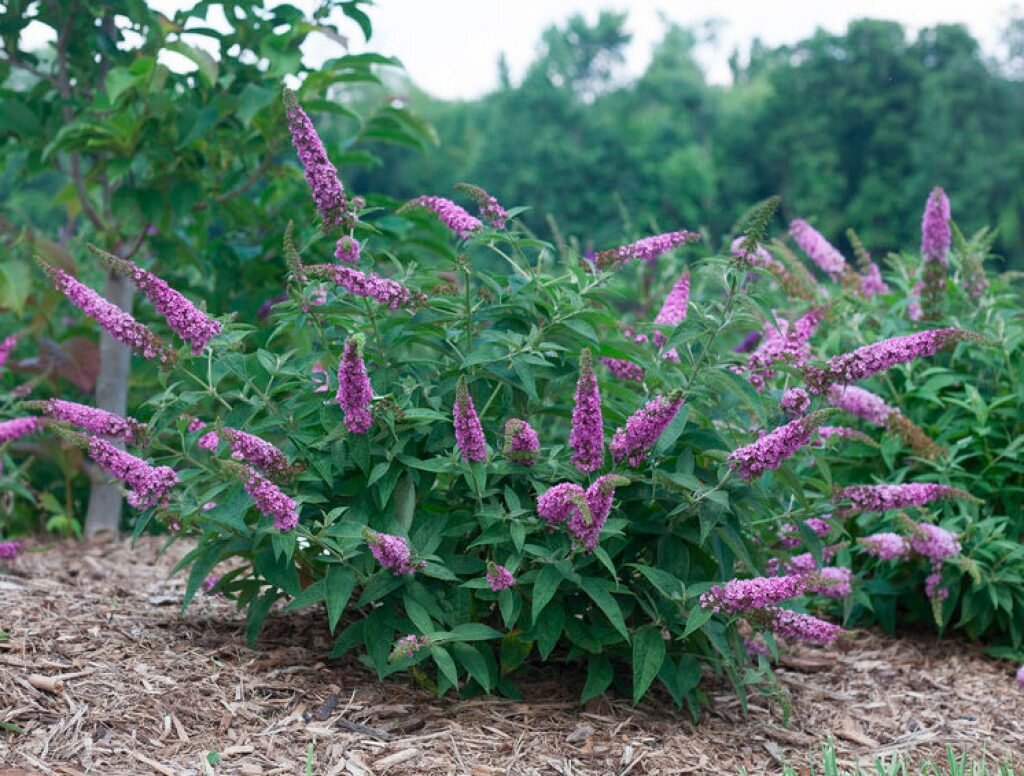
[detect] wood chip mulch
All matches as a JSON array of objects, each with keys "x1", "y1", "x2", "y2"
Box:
[{"x1": 1, "y1": 537, "x2": 1022, "y2": 775}]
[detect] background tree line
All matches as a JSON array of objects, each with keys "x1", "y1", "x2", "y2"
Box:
[{"x1": 350, "y1": 12, "x2": 1024, "y2": 267}]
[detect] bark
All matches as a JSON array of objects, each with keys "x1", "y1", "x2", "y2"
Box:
[{"x1": 83, "y1": 268, "x2": 133, "y2": 536}]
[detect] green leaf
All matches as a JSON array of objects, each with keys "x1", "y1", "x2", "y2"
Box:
[
  {"x1": 164, "y1": 40, "x2": 219, "y2": 85},
  {"x1": 683, "y1": 605, "x2": 713, "y2": 638},
  {"x1": 448, "y1": 623, "x2": 503, "y2": 641},
  {"x1": 403, "y1": 592, "x2": 434, "y2": 634},
  {"x1": 325, "y1": 565, "x2": 356, "y2": 633},
  {"x1": 283, "y1": 578, "x2": 326, "y2": 611},
  {"x1": 237, "y1": 83, "x2": 275, "y2": 127},
  {"x1": 431, "y1": 645, "x2": 459, "y2": 688},
  {"x1": 632, "y1": 626, "x2": 667, "y2": 704},
  {"x1": 531, "y1": 565, "x2": 562, "y2": 624},
  {"x1": 580, "y1": 577, "x2": 630, "y2": 642},
  {"x1": 246, "y1": 590, "x2": 277, "y2": 646},
  {"x1": 581, "y1": 654, "x2": 613, "y2": 703},
  {"x1": 452, "y1": 642, "x2": 493, "y2": 691},
  {"x1": 0, "y1": 260, "x2": 33, "y2": 315},
  {"x1": 630, "y1": 564, "x2": 685, "y2": 601}
]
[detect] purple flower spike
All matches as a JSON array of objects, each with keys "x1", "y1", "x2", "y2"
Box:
[
  {"x1": 308, "y1": 264, "x2": 413, "y2": 310},
  {"x1": 242, "y1": 466, "x2": 299, "y2": 531},
  {"x1": 570, "y1": 349, "x2": 604, "y2": 473},
  {"x1": 42, "y1": 399, "x2": 144, "y2": 443},
  {"x1": 336, "y1": 336, "x2": 373, "y2": 434},
  {"x1": 727, "y1": 410, "x2": 832, "y2": 480},
  {"x1": 768, "y1": 608, "x2": 843, "y2": 645},
  {"x1": 860, "y1": 532, "x2": 909, "y2": 560},
  {"x1": 833, "y1": 483, "x2": 975, "y2": 517},
  {"x1": 335, "y1": 236, "x2": 361, "y2": 265},
  {"x1": 600, "y1": 357, "x2": 645, "y2": 383},
  {"x1": 610, "y1": 392, "x2": 685, "y2": 467},
  {"x1": 571, "y1": 474, "x2": 629, "y2": 550},
  {"x1": 486, "y1": 563, "x2": 517, "y2": 591},
  {"x1": 503, "y1": 418, "x2": 540, "y2": 465},
  {"x1": 654, "y1": 271, "x2": 691, "y2": 326},
  {"x1": 595, "y1": 229, "x2": 700, "y2": 267},
  {"x1": 86, "y1": 436, "x2": 177, "y2": 510},
  {"x1": 407, "y1": 195, "x2": 482, "y2": 239},
  {"x1": 284, "y1": 89, "x2": 348, "y2": 229},
  {"x1": 453, "y1": 376, "x2": 487, "y2": 463},
  {"x1": 699, "y1": 574, "x2": 809, "y2": 614},
  {"x1": 366, "y1": 531, "x2": 421, "y2": 575},
  {"x1": 0, "y1": 335, "x2": 17, "y2": 371},
  {"x1": 730, "y1": 236, "x2": 775, "y2": 268},
  {"x1": 0, "y1": 417, "x2": 43, "y2": 444},
  {"x1": 921, "y1": 187, "x2": 952, "y2": 266},
  {"x1": 0, "y1": 540, "x2": 23, "y2": 561},
  {"x1": 910, "y1": 522, "x2": 961, "y2": 561},
  {"x1": 223, "y1": 428, "x2": 289, "y2": 477},
  {"x1": 780, "y1": 387, "x2": 810, "y2": 418},
  {"x1": 789, "y1": 219, "x2": 847, "y2": 279},
  {"x1": 826, "y1": 385, "x2": 896, "y2": 427}
]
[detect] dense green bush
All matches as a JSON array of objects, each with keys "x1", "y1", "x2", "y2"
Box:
[{"x1": 4, "y1": 87, "x2": 1015, "y2": 711}]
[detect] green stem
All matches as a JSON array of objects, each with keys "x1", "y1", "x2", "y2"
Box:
[{"x1": 463, "y1": 266, "x2": 473, "y2": 356}]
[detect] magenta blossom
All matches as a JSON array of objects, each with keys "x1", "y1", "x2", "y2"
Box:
[
  {"x1": 780, "y1": 387, "x2": 810, "y2": 418},
  {"x1": 242, "y1": 466, "x2": 299, "y2": 531},
  {"x1": 486, "y1": 563, "x2": 516, "y2": 591},
  {"x1": 0, "y1": 335, "x2": 17, "y2": 371},
  {"x1": 909, "y1": 522, "x2": 961, "y2": 562},
  {"x1": 768, "y1": 608, "x2": 843, "y2": 645},
  {"x1": 0, "y1": 416, "x2": 43, "y2": 444},
  {"x1": 224, "y1": 428, "x2": 289, "y2": 477},
  {"x1": 284, "y1": 89, "x2": 348, "y2": 228},
  {"x1": 833, "y1": 483, "x2": 975, "y2": 517},
  {"x1": 571, "y1": 474, "x2": 629, "y2": 550},
  {"x1": 728, "y1": 410, "x2": 832, "y2": 480},
  {"x1": 610, "y1": 392, "x2": 685, "y2": 467},
  {"x1": 730, "y1": 236, "x2": 775, "y2": 268},
  {"x1": 41, "y1": 399, "x2": 143, "y2": 443},
  {"x1": 453, "y1": 376, "x2": 487, "y2": 462},
  {"x1": 570, "y1": 349, "x2": 604, "y2": 473},
  {"x1": 789, "y1": 219, "x2": 846, "y2": 279},
  {"x1": 809, "y1": 567, "x2": 853, "y2": 600},
  {"x1": 336, "y1": 336, "x2": 373, "y2": 434},
  {"x1": 596, "y1": 229, "x2": 700, "y2": 267},
  {"x1": 654, "y1": 271, "x2": 691, "y2": 326},
  {"x1": 366, "y1": 531, "x2": 421, "y2": 575},
  {"x1": 311, "y1": 361, "x2": 330, "y2": 393},
  {"x1": 198, "y1": 431, "x2": 220, "y2": 451},
  {"x1": 805, "y1": 328, "x2": 977, "y2": 393},
  {"x1": 334, "y1": 236, "x2": 361, "y2": 264},
  {"x1": 40, "y1": 263, "x2": 170, "y2": 362},
  {"x1": 86, "y1": 436, "x2": 177, "y2": 509},
  {"x1": 826, "y1": 385, "x2": 896, "y2": 427},
  {"x1": 600, "y1": 357, "x2": 645, "y2": 383},
  {"x1": 325, "y1": 265, "x2": 413, "y2": 309},
  {"x1": 503, "y1": 419, "x2": 540, "y2": 465},
  {"x1": 456, "y1": 183, "x2": 508, "y2": 228},
  {"x1": 921, "y1": 187, "x2": 951, "y2": 265},
  {"x1": 0, "y1": 540, "x2": 23, "y2": 561},
  {"x1": 860, "y1": 532, "x2": 909, "y2": 560},
  {"x1": 859, "y1": 262, "x2": 889, "y2": 298},
  {"x1": 407, "y1": 195, "x2": 482, "y2": 239},
  {"x1": 739, "y1": 307, "x2": 825, "y2": 390},
  {"x1": 1015, "y1": 665, "x2": 1024, "y2": 688},
  {"x1": 700, "y1": 575, "x2": 809, "y2": 614}
]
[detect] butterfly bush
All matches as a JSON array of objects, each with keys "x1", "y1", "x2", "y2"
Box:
[
  {"x1": 34, "y1": 399, "x2": 144, "y2": 443},
  {"x1": 789, "y1": 219, "x2": 847, "y2": 279},
  {"x1": 7, "y1": 90, "x2": 1002, "y2": 710}
]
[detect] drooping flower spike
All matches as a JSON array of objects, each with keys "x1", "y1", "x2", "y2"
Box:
[
  {"x1": 738, "y1": 306, "x2": 826, "y2": 390},
  {"x1": 37, "y1": 260, "x2": 171, "y2": 363},
  {"x1": 85, "y1": 435, "x2": 178, "y2": 510},
  {"x1": 805, "y1": 328, "x2": 980, "y2": 393},
  {"x1": 700, "y1": 575, "x2": 810, "y2": 614},
  {"x1": 610, "y1": 391, "x2": 685, "y2": 467},
  {"x1": 90, "y1": 246, "x2": 222, "y2": 354},
  {"x1": 600, "y1": 357, "x2": 645, "y2": 383},
  {"x1": 486, "y1": 562, "x2": 517, "y2": 591},
  {"x1": 304, "y1": 264, "x2": 415, "y2": 310},
  {"x1": 222, "y1": 427, "x2": 290, "y2": 477},
  {"x1": 594, "y1": 229, "x2": 700, "y2": 268},
  {"x1": 860, "y1": 532, "x2": 909, "y2": 560},
  {"x1": 455, "y1": 182, "x2": 508, "y2": 229},
  {"x1": 727, "y1": 409, "x2": 835, "y2": 480},
  {"x1": 365, "y1": 530, "x2": 422, "y2": 575},
  {"x1": 654, "y1": 271, "x2": 691, "y2": 326},
  {"x1": 336, "y1": 336, "x2": 373, "y2": 434},
  {"x1": 788, "y1": 219, "x2": 846, "y2": 279},
  {"x1": 0, "y1": 335, "x2": 17, "y2": 372},
  {"x1": 239, "y1": 464, "x2": 299, "y2": 531},
  {"x1": 833, "y1": 482, "x2": 976, "y2": 517},
  {"x1": 31, "y1": 399, "x2": 144, "y2": 444},
  {"x1": 404, "y1": 195, "x2": 482, "y2": 239},
  {"x1": 0, "y1": 417, "x2": 43, "y2": 445},
  {"x1": 283, "y1": 88, "x2": 348, "y2": 229},
  {"x1": 826, "y1": 385, "x2": 895, "y2": 427},
  {"x1": 453, "y1": 376, "x2": 487, "y2": 463},
  {"x1": 570, "y1": 349, "x2": 604, "y2": 473}
]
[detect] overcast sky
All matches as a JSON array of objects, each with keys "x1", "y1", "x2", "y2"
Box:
[{"x1": 357, "y1": 0, "x2": 1020, "y2": 99}]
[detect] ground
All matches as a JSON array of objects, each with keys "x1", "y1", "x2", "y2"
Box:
[{"x1": 1, "y1": 537, "x2": 1022, "y2": 775}]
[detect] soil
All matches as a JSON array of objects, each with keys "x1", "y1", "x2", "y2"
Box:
[{"x1": 1, "y1": 536, "x2": 1022, "y2": 775}]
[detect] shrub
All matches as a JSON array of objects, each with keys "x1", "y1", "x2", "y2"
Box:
[{"x1": 6, "y1": 92, "x2": 1004, "y2": 710}]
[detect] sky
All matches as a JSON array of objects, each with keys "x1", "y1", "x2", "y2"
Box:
[{"x1": 357, "y1": 0, "x2": 1020, "y2": 99}]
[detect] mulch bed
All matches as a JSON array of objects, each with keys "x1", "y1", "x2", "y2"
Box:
[{"x1": 1, "y1": 537, "x2": 1021, "y2": 775}]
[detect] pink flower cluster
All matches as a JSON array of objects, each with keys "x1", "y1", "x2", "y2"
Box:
[
  {"x1": 730, "y1": 237, "x2": 775, "y2": 268},
  {"x1": 456, "y1": 183, "x2": 508, "y2": 229},
  {"x1": 285, "y1": 91, "x2": 348, "y2": 228},
  {"x1": 367, "y1": 531, "x2": 421, "y2": 575},
  {"x1": 780, "y1": 387, "x2": 810, "y2": 417},
  {"x1": 43, "y1": 399, "x2": 143, "y2": 443},
  {"x1": 390, "y1": 634, "x2": 431, "y2": 661},
  {"x1": 120, "y1": 259, "x2": 222, "y2": 354},
  {"x1": 808, "y1": 567, "x2": 853, "y2": 600},
  {"x1": 242, "y1": 466, "x2": 299, "y2": 531},
  {"x1": 859, "y1": 262, "x2": 889, "y2": 298},
  {"x1": 768, "y1": 609, "x2": 843, "y2": 645},
  {"x1": 826, "y1": 385, "x2": 895, "y2": 426},
  {"x1": 921, "y1": 187, "x2": 951, "y2": 265},
  {"x1": 486, "y1": 563, "x2": 517, "y2": 591},
  {"x1": 860, "y1": 532, "x2": 909, "y2": 560},
  {"x1": 0, "y1": 335, "x2": 16, "y2": 371},
  {"x1": 739, "y1": 307, "x2": 825, "y2": 390},
  {"x1": 728, "y1": 410, "x2": 830, "y2": 480},
  {"x1": 700, "y1": 574, "x2": 809, "y2": 614},
  {"x1": 654, "y1": 271, "x2": 691, "y2": 326},
  {"x1": 223, "y1": 428, "x2": 289, "y2": 477},
  {"x1": 453, "y1": 377, "x2": 487, "y2": 463},
  {"x1": 805, "y1": 328, "x2": 975, "y2": 393},
  {"x1": 570, "y1": 350, "x2": 603, "y2": 473},
  {"x1": 328, "y1": 265, "x2": 413, "y2": 309},
  {"x1": 336, "y1": 337, "x2": 373, "y2": 434},
  {"x1": 778, "y1": 517, "x2": 831, "y2": 548},
  {"x1": 610, "y1": 392, "x2": 685, "y2": 467},
  {"x1": 0, "y1": 540, "x2": 22, "y2": 561},
  {"x1": 0, "y1": 417, "x2": 42, "y2": 444},
  {"x1": 600, "y1": 357, "x2": 645, "y2": 383},
  {"x1": 334, "y1": 236, "x2": 361, "y2": 264},
  {"x1": 815, "y1": 425, "x2": 876, "y2": 445},
  {"x1": 86, "y1": 436, "x2": 177, "y2": 509},
  {"x1": 536, "y1": 475, "x2": 627, "y2": 550},
  {"x1": 597, "y1": 230, "x2": 700, "y2": 266},
  {"x1": 503, "y1": 419, "x2": 540, "y2": 465},
  {"x1": 834, "y1": 482, "x2": 973, "y2": 516},
  {"x1": 41, "y1": 264, "x2": 169, "y2": 362},
  {"x1": 789, "y1": 219, "x2": 846, "y2": 279},
  {"x1": 408, "y1": 196, "x2": 482, "y2": 239},
  {"x1": 909, "y1": 522, "x2": 961, "y2": 561}
]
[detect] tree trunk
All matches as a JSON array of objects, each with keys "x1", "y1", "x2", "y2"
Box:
[{"x1": 84, "y1": 267, "x2": 133, "y2": 537}]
